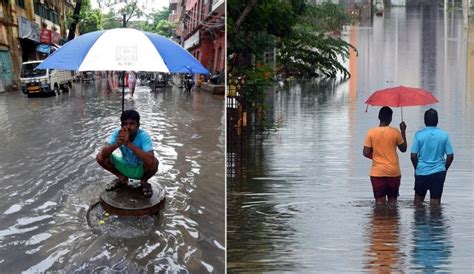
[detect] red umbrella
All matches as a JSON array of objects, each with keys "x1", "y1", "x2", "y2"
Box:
[{"x1": 365, "y1": 86, "x2": 439, "y2": 120}]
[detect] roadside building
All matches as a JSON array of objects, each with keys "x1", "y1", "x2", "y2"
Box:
[
  {"x1": 170, "y1": 0, "x2": 224, "y2": 75},
  {"x1": 0, "y1": 0, "x2": 75, "y2": 91}
]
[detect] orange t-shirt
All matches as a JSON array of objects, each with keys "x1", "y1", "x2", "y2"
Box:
[{"x1": 364, "y1": 126, "x2": 404, "y2": 177}]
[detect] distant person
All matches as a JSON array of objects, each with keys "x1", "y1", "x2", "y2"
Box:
[
  {"x1": 96, "y1": 110, "x2": 159, "y2": 198},
  {"x1": 411, "y1": 108, "x2": 454, "y2": 206},
  {"x1": 128, "y1": 71, "x2": 137, "y2": 97},
  {"x1": 184, "y1": 74, "x2": 194, "y2": 92},
  {"x1": 363, "y1": 107, "x2": 407, "y2": 204},
  {"x1": 210, "y1": 71, "x2": 221, "y2": 85}
]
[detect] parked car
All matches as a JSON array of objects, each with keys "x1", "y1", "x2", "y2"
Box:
[{"x1": 20, "y1": 60, "x2": 74, "y2": 97}]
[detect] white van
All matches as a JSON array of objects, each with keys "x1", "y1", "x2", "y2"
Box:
[{"x1": 20, "y1": 60, "x2": 74, "y2": 97}]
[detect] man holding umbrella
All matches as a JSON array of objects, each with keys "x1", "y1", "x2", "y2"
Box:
[{"x1": 363, "y1": 107, "x2": 407, "y2": 205}]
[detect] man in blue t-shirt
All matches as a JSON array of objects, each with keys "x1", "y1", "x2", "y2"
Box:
[
  {"x1": 411, "y1": 109, "x2": 454, "y2": 206},
  {"x1": 96, "y1": 110, "x2": 159, "y2": 198}
]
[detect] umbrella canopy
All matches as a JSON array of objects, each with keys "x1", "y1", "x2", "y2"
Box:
[
  {"x1": 36, "y1": 28, "x2": 209, "y2": 74},
  {"x1": 365, "y1": 86, "x2": 439, "y2": 120},
  {"x1": 365, "y1": 86, "x2": 438, "y2": 107}
]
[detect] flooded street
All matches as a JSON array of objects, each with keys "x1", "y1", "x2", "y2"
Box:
[
  {"x1": 228, "y1": 7, "x2": 473, "y2": 272},
  {"x1": 0, "y1": 80, "x2": 225, "y2": 272}
]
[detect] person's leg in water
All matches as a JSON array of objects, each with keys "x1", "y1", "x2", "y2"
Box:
[
  {"x1": 414, "y1": 193, "x2": 425, "y2": 206},
  {"x1": 371, "y1": 177, "x2": 388, "y2": 205},
  {"x1": 429, "y1": 171, "x2": 446, "y2": 207},
  {"x1": 140, "y1": 156, "x2": 159, "y2": 197},
  {"x1": 386, "y1": 176, "x2": 401, "y2": 205},
  {"x1": 414, "y1": 174, "x2": 429, "y2": 206},
  {"x1": 96, "y1": 153, "x2": 128, "y2": 188},
  {"x1": 129, "y1": 80, "x2": 136, "y2": 97}
]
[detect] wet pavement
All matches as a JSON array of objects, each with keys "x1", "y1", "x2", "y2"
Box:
[
  {"x1": 228, "y1": 7, "x2": 473, "y2": 272},
  {"x1": 0, "y1": 79, "x2": 225, "y2": 272}
]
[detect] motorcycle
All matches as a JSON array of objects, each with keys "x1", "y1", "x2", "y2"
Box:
[{"x1": 184, "y1": 75, "x2": 195, "y2": 92}]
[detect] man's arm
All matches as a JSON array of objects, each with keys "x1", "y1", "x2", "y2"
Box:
[
  {"x1": 100, "y1": 143, "x2": 120, "y2": 158},
  {"x1": 398, "y1": 122, "x2": 407, "y2": 152},
  {"x1": 445, "y1": 154, "x2": 454, "y2": 171},
  {"x1": 123, "y1": 128, "x2": 156, "y2": 166},
  {"x1": 410, "y1": 153, "x2": 418, "y2": 170},
  {"x1": 126, "y1": 143, "x2": 156, "y2": 166},
  {"x1": 363, "y1": 146, "x2": 373, "y2": 159},
  {"x1": 99, "y1": 128, "x2": 125, "y2": 158}
]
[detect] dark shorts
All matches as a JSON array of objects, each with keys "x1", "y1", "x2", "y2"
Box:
[
  {"x1": 370, "y1": 176, "x2": 401, "y2": 199},
  {"x1": 414, "y1": 171, "x2": 446, "y2": 199}
]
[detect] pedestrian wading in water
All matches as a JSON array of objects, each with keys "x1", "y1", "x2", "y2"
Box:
[
  {"x1": 96, "y1": 109, "x2": 159, "y2": 198},
  {"x1": 363, "y1": 106, "x2": 407, "y2": 205},
  {"x1": 411, "y1": 108, "x2": 454, "y2": 206}
]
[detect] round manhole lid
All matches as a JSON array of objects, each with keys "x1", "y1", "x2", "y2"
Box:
[{"x1": 99, "y1": 183, "x2": 165, "y2": 216}]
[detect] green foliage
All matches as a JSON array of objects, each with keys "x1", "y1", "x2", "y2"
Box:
[
  {"x1": 278, "y1": 3, "x2": 355, "y2": 78},
  {"x1": 118, "y1": 1, "x2": 144, "y2": 21},
  {"x1": 228, "y1": 0, "x2": 357, "y2": 131},
  {"x1": 79, "y1": 9, "x2": 103, "y2": 33},
  {"x1": 231, "y1": 65, "x2": 274, "y2": 105},
  {"x1": 66, "y1": 0, "x2": 102, "y2": 34},
  {"x1": 305, "y1": 2, "x2": 351, "y2": 33},
  {"x1": 102, "y1": 11, "x2": 122, "y2": 29},
  {"x1": 148, "y1": 8, "x2": 171, "y2": 23},
  {"x1": 152, "y1": 20, "x2": 176, "y2": 37},
  {"x1": 229, "y1": 0, "x2": 355, "y2": 80}
]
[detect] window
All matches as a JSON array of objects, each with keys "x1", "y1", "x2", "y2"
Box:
[
  {"x1": 52, "y1": 11, "x2": 59, "y2": 24},
  {"x1": 34, "y1": 1, "x2": 41, "y2": 16},
  {"x1": 216, "y1": 47, "x2": 222, "y2": 72},
  {"x1": 49, "y1": 9, "x2": 59, "y2": 24},
  {"x1": 16, "y1": 0, "x2": 25, "y2": 8}
]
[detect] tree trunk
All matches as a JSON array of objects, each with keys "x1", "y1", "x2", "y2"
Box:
[
  {"x1": 67, "y1": 0, "x2": 82, "y2": 41},
  {"x1": 231, "y1": 0, "x2": 259, "y2": 41}
]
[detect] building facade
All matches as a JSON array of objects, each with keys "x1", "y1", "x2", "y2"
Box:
[
  {"x1": 0, "y1": 0, "x2": 75, "y2": 91},
  {"x1": 170, "y1": 0, "x2": 224, "y2": 75}
]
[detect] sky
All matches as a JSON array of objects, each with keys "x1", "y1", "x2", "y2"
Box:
[{"x1": 91, "y1": 0, "x2": 169, "y2": 12}]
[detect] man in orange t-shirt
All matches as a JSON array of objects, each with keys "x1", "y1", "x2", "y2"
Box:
[{"x1": 363, "y1": 107, "x2": 407, "y2": 204}]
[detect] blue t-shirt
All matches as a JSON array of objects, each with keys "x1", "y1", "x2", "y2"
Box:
[
  {"x1": 107, "y1": 128, "x2": 153, "y2": 166},
  {"x1": 411, "y1": 127, "x2": 453, "y2": 175}
]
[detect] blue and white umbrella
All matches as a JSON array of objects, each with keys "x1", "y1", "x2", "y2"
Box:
[
  {"x1": 37, "y1": 28, "x2": 209, "y2": 74},
  {"x1": 37, "y1": 28, "x2": 209, "y2": 112}
]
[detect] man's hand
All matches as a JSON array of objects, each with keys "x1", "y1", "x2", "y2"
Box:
[
  {"x1": 399, "y1": 121, "x2": 406, "y2": 132},
  {"x1": 398, "y1": 121, "x2": 407, "y2": 152},
  {"x1": 118, "y1": 127, "x2": 129, "y2": 146}
]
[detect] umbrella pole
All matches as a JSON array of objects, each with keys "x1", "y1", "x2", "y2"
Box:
[
  {"x1": 122, "y1": 71, "x2": 125, "y2": 113},
  {"x1": 121, "y1": 14, "x2": 126, "y2": 114},
  {"x1": 401, "y1": 106, "x2": 403, "y2": 121}
]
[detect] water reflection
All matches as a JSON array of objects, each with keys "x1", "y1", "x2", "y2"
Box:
[
  {"x1": 228, "y1": 6, "x2": 474, "y2": 273},
  {"x1": 0, "y1": 81, "x2": 224, "y2": 273},
  {"x1": 411, "y1": 206, "x2": 452, "y2": 272},
  {"x1": 365, "y1": 205, "x2": 403, "y2": 272}
]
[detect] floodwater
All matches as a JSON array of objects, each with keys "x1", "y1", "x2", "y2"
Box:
[
  {"x1": 228, "y1": 7, "x2": 473, "y2": 272},
  {"x1": 0, "y1": 79, "x2": 225, "y2": 272}
]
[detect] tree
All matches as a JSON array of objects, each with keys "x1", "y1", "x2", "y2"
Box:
[
  {"x1": 228, "y1": 0, "x2": 305, "y2": 72},
  {"x1": 67, "y1": 0, "x2": 82, "y2": 41},
  {"x1": 102, "y1": 11, "x2": 122, "y2": 30},
  {"x1": 139, "y1": 8, "x2": 175, "y2": 37},
  {"x1": 66, "y1": 0, "x2": 102, "y2": 36},
  {"x1": 96, "y1": 0, "x2": 144, "y2": 26},
  {"x1": 278, "y1": 3, "x2": 356, "y2": 78},
  {"x1": 228, "y1": 0, "x2": 355, "y2": 79}
]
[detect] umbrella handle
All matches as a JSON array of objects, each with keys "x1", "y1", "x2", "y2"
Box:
[{"x1": 365, "y1": 104, "x2": 369, "y2": 113}]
